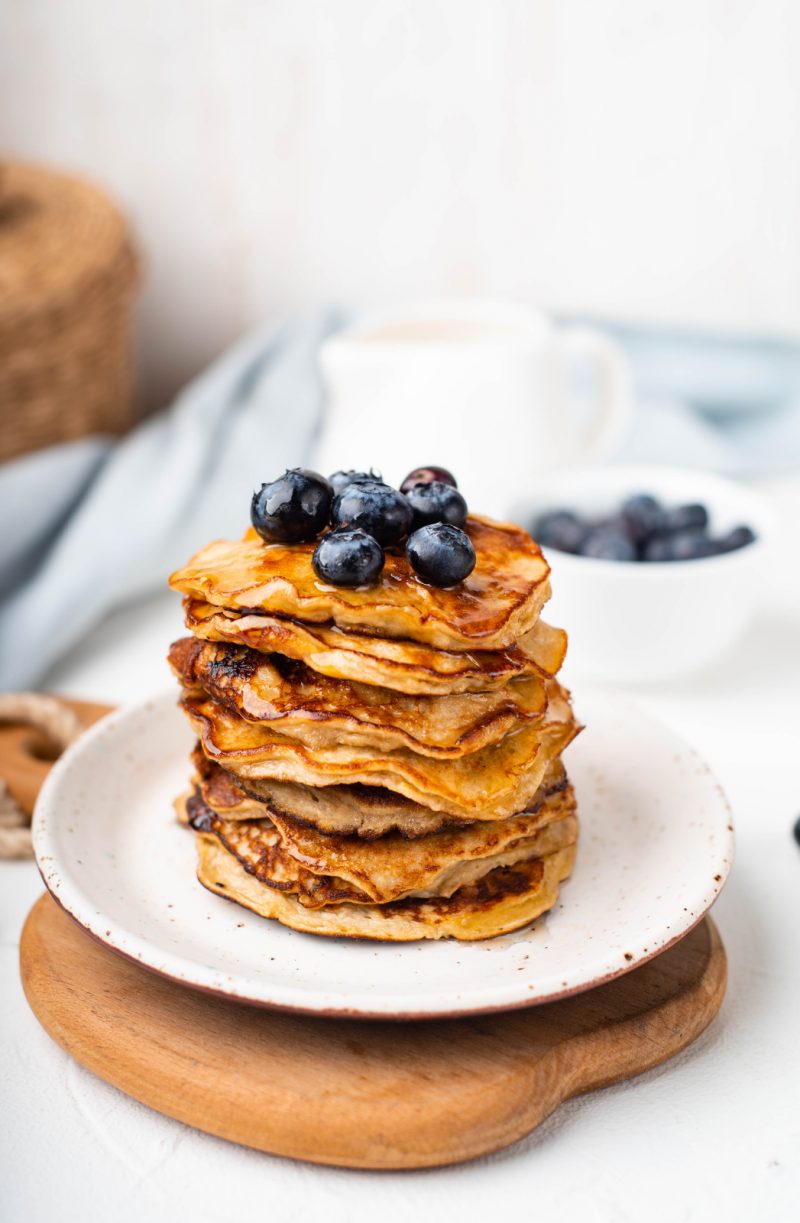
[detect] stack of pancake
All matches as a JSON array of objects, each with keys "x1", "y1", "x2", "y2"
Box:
[{"x1": 168, "y1": 515, "x2": 580, "y2": 940}]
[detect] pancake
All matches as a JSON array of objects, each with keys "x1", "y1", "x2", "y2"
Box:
[
  {"x1": 181, "y1": 682, "x2": 579, "y2": 821},
  {"x1": 169, "y1": 515, "x2": 551, "y2": 651},
  {"x1": 169, "y1": 636, "x2": 548, "y2": 756},
  {"x1": 196, "y1": 834, "x2": 576, "y2": 940},
  {"x1": 184, "y1": 599, "x2": 568, "y2": 696},
  {"x1": 193, "y1": 750, "x2": 569, "y2": 839},
  {"x1": 183, "y1": 777, "x2": 577, "y2": 904},
  {"x1": 188, "y1": 795, "x2": 576, "y2": 907}
]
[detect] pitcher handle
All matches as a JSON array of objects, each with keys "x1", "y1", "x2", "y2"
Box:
[{"x1": 554, "y1": 326, "x2": 633, "y2": 463}]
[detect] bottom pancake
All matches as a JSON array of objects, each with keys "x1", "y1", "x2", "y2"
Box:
[{"x1": 194, "y1": 833, "x2": 577, "y2": 942}]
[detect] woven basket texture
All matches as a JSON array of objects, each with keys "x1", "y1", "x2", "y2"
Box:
[{"x1": 0, "y1": 162, "x2": 138, "y2": 464}]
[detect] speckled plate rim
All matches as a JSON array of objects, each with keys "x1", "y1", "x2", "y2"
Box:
[{"x1": 32, "y1": 690, "x2": 734, "y2": 1020}]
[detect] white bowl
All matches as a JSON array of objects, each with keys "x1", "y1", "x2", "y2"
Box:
[{"x1": 516, "y1": 465, "x2": 774, "y2": 684}]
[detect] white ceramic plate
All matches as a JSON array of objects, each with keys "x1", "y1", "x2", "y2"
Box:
[{"x1": 33, "y1": 690, "x2": 733, "y2": 1019}]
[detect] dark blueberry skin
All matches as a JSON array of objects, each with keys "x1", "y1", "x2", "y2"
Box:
[
  {"x1": 312, "y1": 528, "x2": 384, "y2": 587},
  {"x1": 669, "y1": 530, "x2": 718, "y2": 561},
  {"x1": 406, "y1": 523, "x2": 476, "y2": 587},
  {"x1": 793, "y1": 814, "x2": 800, "y2": 848},
  {"x1": 400, "y1": 466, "x2": 457, "y2": 494},
  {"x1": 660, "y1": 503, "x2": 709, "y2": 535},
  {"x1": 579, "y1": 524, "x2": 637, "y2": 562},
  {"x1": 328, "y1": 469, "x2": 383, "y2": 495},
  {"x1": 331, "y1": 479, "x2": 413, "y2": 545},
  {"x1": 717, "y1": 525, "x2": 756, "y2": 553},
  {"x1": 621, "y1": 493, "x2": 665, "y2": 544},
  {"x1": 642, "y1": 534, "x2": 675, "y2": 562},
  {"x1": 404, "y1": 480, "x2": 468, "y2": 530},
  {"x1": 643, "y1": 530, "x2": 716, "y2": 562},
  {"x1": 533, "y1": 510, "x2": 586, "y2": 554},
  {"x1": 251, "y1": 469, "x2": 332, "y2": 544},
  {"x1": 535, "y1": 493, "x2": 756, "y2": 564}
]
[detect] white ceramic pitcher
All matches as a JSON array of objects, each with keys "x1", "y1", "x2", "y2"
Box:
[{"x1": 315, "y1": 300, "x2": 633, "y2": 517}]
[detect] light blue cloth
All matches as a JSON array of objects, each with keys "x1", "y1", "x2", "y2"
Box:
[
  {"x1": 0, "y1": 312, "x2": 343, "y2": 690},
  {"x1": 596, "y1": 321, "x2": 800, "y2": 476},
  {"x1": 2, "y1": 311, "x2": 799, "y2": 690}
]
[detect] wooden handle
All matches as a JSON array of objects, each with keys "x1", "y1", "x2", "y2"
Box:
[{"x1": 0, "y1": 698, "x2": 112, "y2": 815}]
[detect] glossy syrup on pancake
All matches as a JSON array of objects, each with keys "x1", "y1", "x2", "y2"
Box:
[{"x1": 169, "y1": 515, "x2": 551, "y2": 651}]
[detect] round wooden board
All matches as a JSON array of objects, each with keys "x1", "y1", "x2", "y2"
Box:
[{"x1": 20, "y1": 894, "x2": 726, "y2": 1169}]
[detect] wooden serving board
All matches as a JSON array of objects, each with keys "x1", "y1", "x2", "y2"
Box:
[{"x1": 12, "y1": 699, "x2": 727, "y2": 1170}]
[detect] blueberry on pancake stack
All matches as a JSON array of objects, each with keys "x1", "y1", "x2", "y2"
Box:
[{"x1": 168, "y1": 466, "x2": 581, "y2": 940}]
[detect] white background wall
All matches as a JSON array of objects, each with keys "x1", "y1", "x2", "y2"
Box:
[{"x1": 2, "y1": 0, "x2": 799, "y2": 410}]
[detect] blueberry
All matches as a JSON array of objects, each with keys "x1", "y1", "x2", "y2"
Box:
[
  {"x1": 642, "y1": 535, "x2": 675, "y2": 562},
  {"x1": 717, "y1": 525, "x2": 756, "y2": 553},
  {"x1": 312, "y1": 528, "x2": 384, "y2": 587},
  {"x1": 533, "y1": 510, "x2": 586, "y2": 554},
  {"x1": 661, "y1": 503, "x2": 709, "y2": 535},
  {"x1": 406, "y1": 523, "x2": 476, "y2": 586},
  {"x1": 400, "y1": 466, "x2": 457, "y2": 494},
  {"x1": 608, "y1": 512, "x2": 638, "y2": 544},
  {"x1": 793, "y1": 814, "x2": 800, "y2": 848},
  {"x1": 644, "y1": 531, "x2": 716, "y2": 562},
  {"x1": 251, "y1": 469, "x2": 332, "y2": 543},
  {"x1": 328, "y1": 468, "x2": 383, "y2": 495},
  {"x1": 579, "y1": 524, "x2": 637, "y2": 561},
  {"x1": 331, "y1": 479, "x2": 413, "y2": 545},
  {"x1": 621, "y1": 494, "x2": 664, "y2": 544},
  {"x1": 674, "y1": 530, "x2": 718, "y2": 560},
  {"x1": 404, "y1": 480, "x2": 468, "y2": 530}
]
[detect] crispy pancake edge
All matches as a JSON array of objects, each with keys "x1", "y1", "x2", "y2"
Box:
[
  {"x1": 169, "y1": 636, "x2": 549, "y2": 757},
  {"x1": 196, "y1": 834, "x2": 576, "y2": 941},
  {"x1": 193, "y1": 751, "x2": 571, "y2": 839},
  {"x1": 181, "y1": 782, "x2": 577, "y2": 904},
  {"x1": 184, "y1": 600, "x2": 568, "y2": 695},
  {"x1": 180, "y1": 684, "x2": 580, "y2": 820}
]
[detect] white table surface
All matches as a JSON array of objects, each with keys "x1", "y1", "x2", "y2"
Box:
[{"x1": 3, "y1": 477, "x2": 800, "y2": 1223}]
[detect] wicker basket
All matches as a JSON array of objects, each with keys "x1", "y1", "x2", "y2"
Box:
[{"x1": 0, "y1": 162, "x2": 139, "y2": 464}]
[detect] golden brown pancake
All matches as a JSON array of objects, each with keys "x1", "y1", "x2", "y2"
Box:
[
  {"x1": 170, "y1": 493, "x2": 580, "y2": 941},
  {"x1": 169, "y1": 516, "x2": 551, "y2": 651},
  {"x1": 192, "y1": 749, "x2": 569, "y2": 839},
  {"x1": 183, "y1": 778, "x2": 577, "y2": 904},
  {"x1": 181, "y1": 682, "x2": 579, "y2": 821},
  {"x1": 196, "y1": 834, "x2": 576, "y2": 941},
  {"x1": 184, "y1": 599, "x2": 568, "y2": 695},
  {"x1": 191, "y1": 799, "x2": 576, "y2": 907},
  {"x1": 169, "y1": 637, "x2": 548, "y2": 756}
]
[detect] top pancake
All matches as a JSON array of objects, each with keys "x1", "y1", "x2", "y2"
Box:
[{"x1": 169, "y1": 515, "x2": 551, "y2": 651}]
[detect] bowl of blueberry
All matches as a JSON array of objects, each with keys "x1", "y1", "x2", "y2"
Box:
[{"x1": 522, "y1": 465, "x2": 773, "y2": 683}]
